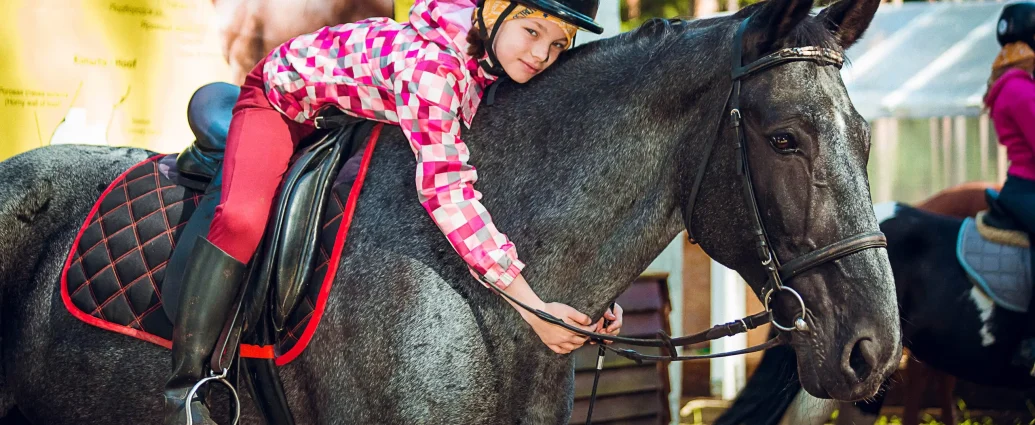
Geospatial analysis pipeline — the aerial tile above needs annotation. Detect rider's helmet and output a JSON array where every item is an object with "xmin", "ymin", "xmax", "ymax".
[
  {"xmin": 998, "ymin": 2, "xmax": 1035, "ymax": 51},
  {"xmin": 517, "ymin": 0, "xmax": 603, "ymax": 35},
  {"xmin": 475, "ymin": 0, "xmax": 603, "ymax": 75}
]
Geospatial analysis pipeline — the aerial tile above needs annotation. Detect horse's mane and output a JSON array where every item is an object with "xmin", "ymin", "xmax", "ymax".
[{"xmin": 569, "ymin": 3, "xmax": 842, "ymax": 56}]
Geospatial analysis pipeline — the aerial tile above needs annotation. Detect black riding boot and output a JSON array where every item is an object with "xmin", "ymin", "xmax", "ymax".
[{"xmin": 163, "ymin": 236, "xmax": 246, "ymax": 425}]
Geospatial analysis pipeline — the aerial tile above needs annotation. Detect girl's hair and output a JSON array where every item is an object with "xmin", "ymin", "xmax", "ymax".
[
  {"xmin": 467, "ymin": 25, "xmax": 487, "ymax": 59},
  {"xmin": 985, "ymin": 41, "xmax": 1035, "ymax": 108}
]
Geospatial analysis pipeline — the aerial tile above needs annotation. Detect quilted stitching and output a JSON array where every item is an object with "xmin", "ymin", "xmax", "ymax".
[
  {"xmin": 65, "ymin": 159, "xmax": 202, "ymax": 339},
  {"xmin": 960, "ymin": 218, "xmax": 1032, "ymax": 312},
  {"xmin": 65, "ymin": 152, "xmax": 363, "ymax": 360}
]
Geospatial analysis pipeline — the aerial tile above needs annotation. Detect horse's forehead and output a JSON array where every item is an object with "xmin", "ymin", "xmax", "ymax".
[
  {"xmin": 765, "ymin": 63, "xmax": 859, "ymax": 136},
  {"xmin": 767, "ymin": 62, "xmax": 850, "ymax": 107},
  {"xmin": 756, "ymin": 63, "xmax": 867, "ymax": 181}
]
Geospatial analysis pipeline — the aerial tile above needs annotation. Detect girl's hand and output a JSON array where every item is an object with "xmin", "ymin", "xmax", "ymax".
[
  {"xmin": 592, "ymin": 303, "xmax": 623, "ymax": 344},
  {"xmin": 522, "ymin": 302, "xmax": 594, "ymax": 354},
  {"xmin": 501, "ymin": 274, "xmax": 594, "ymax": 354}
]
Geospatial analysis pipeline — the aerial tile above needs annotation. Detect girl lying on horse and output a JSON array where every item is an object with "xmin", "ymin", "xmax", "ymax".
[{"xmin": 162, "ymin": 0, "xmax": 626, "ymax": 422}]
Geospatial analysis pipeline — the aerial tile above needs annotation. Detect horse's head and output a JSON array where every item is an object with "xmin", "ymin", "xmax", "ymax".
[
  {"xmin": 437, "ymin": 0, "xmax": 897, "ymax": 400},
  {"xmin": 685, "ymin": 0, "xmax": 900, "ymax": 401}
]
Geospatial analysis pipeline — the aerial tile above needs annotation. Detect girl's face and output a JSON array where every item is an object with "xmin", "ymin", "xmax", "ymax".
[{"xmin": 493, "ymin": 17, "xmax": 570, "ymax": 83}]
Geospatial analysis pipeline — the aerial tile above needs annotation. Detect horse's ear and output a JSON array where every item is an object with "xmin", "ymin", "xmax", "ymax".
[
  {"xmin": 743, "ymin": 0, "xmax": 816, "ymax": 57},
  {"xmin": 816, "ymin": 0, "xmax": 880, "ymax": 49}
]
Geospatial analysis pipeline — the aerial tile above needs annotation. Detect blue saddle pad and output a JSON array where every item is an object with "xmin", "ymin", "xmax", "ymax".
[{"xmin": 957, "ymin": 217, "xmax": 1032, "ymax": 313}]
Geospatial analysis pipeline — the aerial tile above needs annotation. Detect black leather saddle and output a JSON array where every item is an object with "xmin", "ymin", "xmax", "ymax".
[{"xmin": 161, "ymin": 82, "xmax": 373, "ymax": 424}]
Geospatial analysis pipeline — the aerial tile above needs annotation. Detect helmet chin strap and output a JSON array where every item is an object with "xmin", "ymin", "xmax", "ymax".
[
  {"xmin": 478, "ymin": 56, "xmax": 507, "ymax": 77},
  {"xmin": 476, "ymin": 1, "xmax": 515, "ymax": 77}
]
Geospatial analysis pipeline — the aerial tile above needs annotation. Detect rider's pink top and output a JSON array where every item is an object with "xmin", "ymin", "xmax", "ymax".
[
  {"xmin": 987, "ymin": 69, "xmax": 1035, "ymax": 181},
  {"xmin": 262, "ymin": 0, "xmax": 526, "ymax": 289}
]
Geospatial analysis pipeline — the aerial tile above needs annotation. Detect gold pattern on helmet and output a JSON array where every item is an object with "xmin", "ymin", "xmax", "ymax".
[{"xmin": 476, "ymin": 0, "xmax": 580, "ymax": 48}]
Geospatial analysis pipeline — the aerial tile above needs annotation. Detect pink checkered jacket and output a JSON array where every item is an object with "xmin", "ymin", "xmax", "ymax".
[{"xmin": 262, "ymin": 0, "xmax": 525, "ymax": 288}]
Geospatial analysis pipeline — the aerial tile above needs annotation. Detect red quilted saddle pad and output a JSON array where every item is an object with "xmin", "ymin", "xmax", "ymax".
[{"xmin": 61, "ymin": 124, "xmax": 381, "ymax": 365}]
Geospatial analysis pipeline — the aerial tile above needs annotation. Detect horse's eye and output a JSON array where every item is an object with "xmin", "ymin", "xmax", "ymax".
[{"xmin": 768, "ymin": 133, "xmax": 797, "ymax": 153}]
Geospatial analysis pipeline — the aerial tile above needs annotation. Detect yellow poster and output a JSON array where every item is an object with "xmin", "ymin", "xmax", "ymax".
[
  {"xmin": 0, "ymin": 0, "xmax": 393, "ymax": 161},
  {"xmin": 396, "ymin": 0, "xmax": 415, "ymax": 22}
]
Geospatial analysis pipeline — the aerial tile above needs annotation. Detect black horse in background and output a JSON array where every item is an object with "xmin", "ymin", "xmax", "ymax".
[{"xmin": 716, "ymin": 202, "xmax": 1035, "ymax": 425}]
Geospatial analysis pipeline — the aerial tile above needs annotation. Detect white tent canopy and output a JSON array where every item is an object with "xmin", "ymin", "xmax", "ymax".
[{"xmin": 843, "ymin": 1, "xmax": 1005, "ymax": 120}]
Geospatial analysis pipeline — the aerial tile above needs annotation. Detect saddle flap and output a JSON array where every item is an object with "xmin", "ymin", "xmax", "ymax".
[
  {"xmin": 957, "ymin": 216, "xmax": 1033, "ymax": 313},
  {"xmin": 271, "ymin": 139, "xmax": 343, "ymax": 330},
  {"xmin": 247, "ymin": 120, "xmax": 373, "ymax": 334}
]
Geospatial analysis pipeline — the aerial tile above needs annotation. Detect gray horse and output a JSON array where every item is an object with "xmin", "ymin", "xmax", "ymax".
[{"xmin": 0, "ymin": 0, "xmax": 900, "ymax": 422}]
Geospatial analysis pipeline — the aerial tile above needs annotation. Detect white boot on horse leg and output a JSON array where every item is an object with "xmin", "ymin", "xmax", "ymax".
[
  {"xmin": 779, "ymin": 389, "xmax": 838, "ymax": 425},
  {"xmin": 778, "ymin": 389, "xmax": 878, "ymax": 425}
]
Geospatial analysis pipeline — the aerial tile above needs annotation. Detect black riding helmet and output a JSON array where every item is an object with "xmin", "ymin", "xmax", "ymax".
[
  {"xmin": 998, "ymin": 1, "xmax": 1035, "ymax": 51},
  {"xmin": 476, "ymin": 0, "xmax": 603, "ymax": 76},
  {"xmin": 519, "ymin": 0, "xmax": 604, "ymax": 35}
]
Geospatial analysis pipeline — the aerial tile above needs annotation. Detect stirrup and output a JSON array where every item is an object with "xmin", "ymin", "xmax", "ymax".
[{"xmin": 185, "ymin": 368, "xmax": 241, "ymax": 425}]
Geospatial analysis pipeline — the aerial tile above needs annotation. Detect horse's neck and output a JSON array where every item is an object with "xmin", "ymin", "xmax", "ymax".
[{"xmin": 460, "ymin": 25, "xmax": 732, "ymax": 313}]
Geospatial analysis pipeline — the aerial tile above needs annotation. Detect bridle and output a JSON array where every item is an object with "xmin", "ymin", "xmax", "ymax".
[{"xmin": 489, "ymin": 16, "xmax": 889, "ymax": 424}]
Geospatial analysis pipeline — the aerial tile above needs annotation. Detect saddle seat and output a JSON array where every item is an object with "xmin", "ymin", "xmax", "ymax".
[{"xmin": 175, "ymin": 82, "xmax": 237, "ymax": 190}]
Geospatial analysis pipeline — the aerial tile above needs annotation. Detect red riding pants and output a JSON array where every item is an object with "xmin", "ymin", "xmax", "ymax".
[{"xmin": 208, "ymin": 60, "xmax": 314, "ymax": 263}]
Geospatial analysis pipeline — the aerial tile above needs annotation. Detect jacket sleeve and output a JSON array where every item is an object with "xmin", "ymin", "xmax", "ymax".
[
  {"xmin": 392, "ymin": 58, "xmax": 525, "ymax": 289},
  {"xmin": 262, "ymin": 24, "xmax": 397, "ymax": 125}
]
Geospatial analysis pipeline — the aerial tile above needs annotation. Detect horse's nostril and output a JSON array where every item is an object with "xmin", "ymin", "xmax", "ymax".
[{"xmin": 846, "ymin": 336, "xmax": 877, "ymax": 383}]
